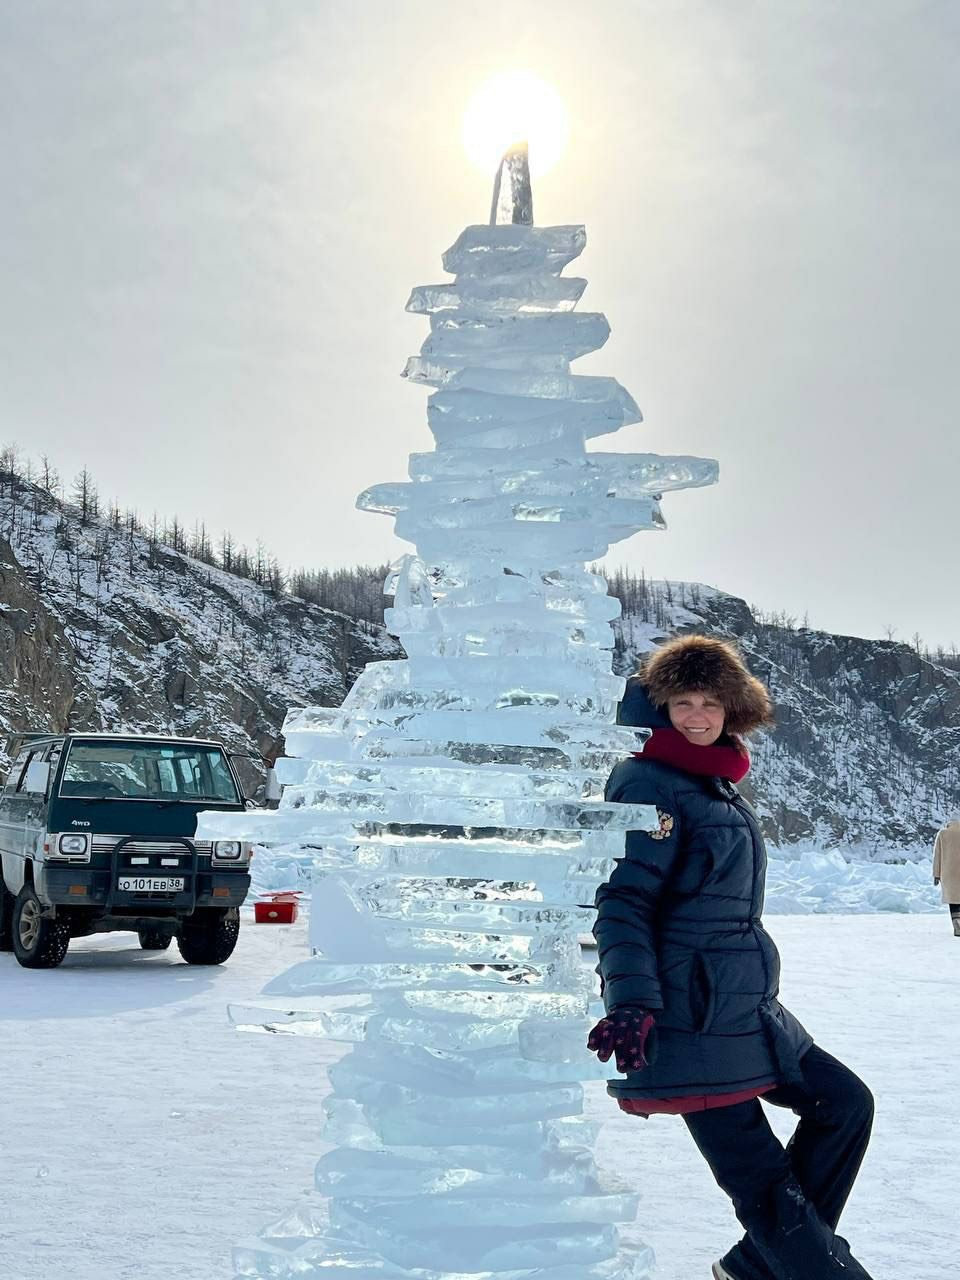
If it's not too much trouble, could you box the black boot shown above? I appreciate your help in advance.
[740,1180,875,1280]
[830,1234,874,1274]
[713,1242,770,1280]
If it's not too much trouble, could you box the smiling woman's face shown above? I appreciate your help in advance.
[667,690,726,746]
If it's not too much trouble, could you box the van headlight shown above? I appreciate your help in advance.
[213,840,243,861]
[58,834,90,857]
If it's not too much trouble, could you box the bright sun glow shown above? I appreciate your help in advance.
[462,71,569,178]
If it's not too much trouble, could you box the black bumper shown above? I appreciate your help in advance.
[42,866,250,916]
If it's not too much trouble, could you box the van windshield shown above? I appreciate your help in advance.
[59,741,241,804]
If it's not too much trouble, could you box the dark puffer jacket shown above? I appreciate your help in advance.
[594,687,812,1102]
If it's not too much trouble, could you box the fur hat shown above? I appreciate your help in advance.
[639,634,774,736]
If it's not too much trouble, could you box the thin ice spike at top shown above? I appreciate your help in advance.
[490,143,534,226]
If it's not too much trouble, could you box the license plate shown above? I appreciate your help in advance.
[118,876,185,893]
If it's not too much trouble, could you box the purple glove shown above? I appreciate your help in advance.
[587,1008,658,1072]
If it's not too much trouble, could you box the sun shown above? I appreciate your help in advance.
[462,71,569,179]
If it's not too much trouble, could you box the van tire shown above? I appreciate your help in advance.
[0,878,14,951]
[137,927,172,951]
[12,887,70,969]
[176,912,239,965]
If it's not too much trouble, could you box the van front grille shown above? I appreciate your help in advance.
[91,836,212,859]
[90,834,211,855]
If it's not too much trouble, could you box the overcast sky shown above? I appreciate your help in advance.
[1,1,958,646]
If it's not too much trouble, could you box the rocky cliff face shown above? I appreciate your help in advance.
[0,483,399,775]
[0,536,91,735]
[614,581,960,858]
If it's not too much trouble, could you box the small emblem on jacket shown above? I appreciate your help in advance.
[650,809,675,840]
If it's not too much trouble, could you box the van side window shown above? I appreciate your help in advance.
[15,752,38,793]
[4,749,31,793]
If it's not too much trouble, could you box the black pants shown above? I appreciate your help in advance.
[683,1044,874,1280]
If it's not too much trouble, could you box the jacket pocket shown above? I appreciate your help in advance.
[689,953,717,1034]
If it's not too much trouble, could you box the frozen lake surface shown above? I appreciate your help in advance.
[0,914,955,1280]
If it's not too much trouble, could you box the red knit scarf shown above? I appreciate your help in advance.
[634,727,750,783]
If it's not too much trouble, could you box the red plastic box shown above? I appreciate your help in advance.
[254,893,300,924]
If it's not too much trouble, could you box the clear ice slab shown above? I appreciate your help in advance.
[234,1240,655,1280]
[441,224,586,278]
[420,312,611,364]
[407,274,587,317]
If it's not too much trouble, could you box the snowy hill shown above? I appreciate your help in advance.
[0,476,398,775]
[0,468,952,859]
[610,577,959,859]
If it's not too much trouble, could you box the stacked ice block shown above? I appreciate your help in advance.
[199,215,717,1280]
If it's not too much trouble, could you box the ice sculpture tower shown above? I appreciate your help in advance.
[202,146,718,1280]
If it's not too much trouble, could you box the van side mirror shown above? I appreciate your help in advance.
[23,760,50,795]
[265,768,281,802]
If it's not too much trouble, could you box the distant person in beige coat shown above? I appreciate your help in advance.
[932,818,960,936]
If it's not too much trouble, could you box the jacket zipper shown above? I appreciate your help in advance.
[722,783,772,995]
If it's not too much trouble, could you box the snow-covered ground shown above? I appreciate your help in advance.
[1,914,956,1280]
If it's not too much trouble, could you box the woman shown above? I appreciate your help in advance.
[588,636,875,1280]
[932,818,960,935]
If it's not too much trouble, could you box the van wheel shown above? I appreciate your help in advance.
[176,912,240,965]
[0,879,14,951]
[137,927,172,951]
[12,887,70,969]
